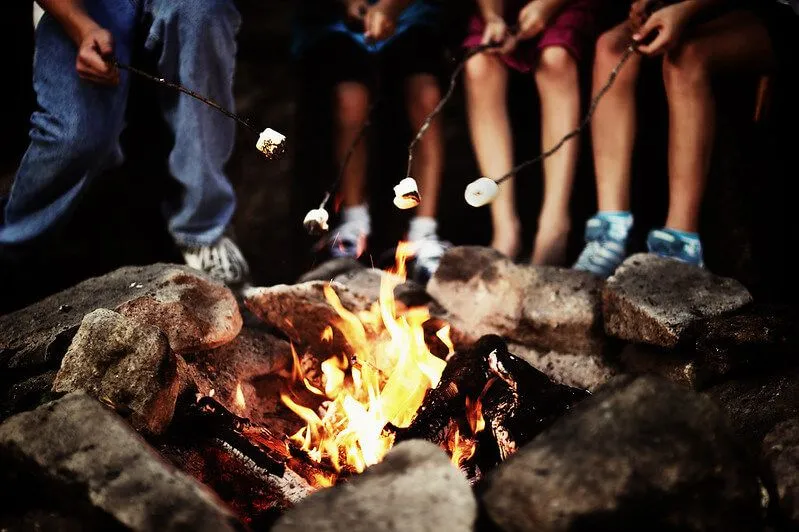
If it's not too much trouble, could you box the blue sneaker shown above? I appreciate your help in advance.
[573,213,633,278]
[646,228,704,267]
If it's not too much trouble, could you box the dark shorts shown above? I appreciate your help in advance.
[298,26,445,87]
[462,0,601,73]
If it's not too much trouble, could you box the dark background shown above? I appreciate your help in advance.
[1,1,798,314]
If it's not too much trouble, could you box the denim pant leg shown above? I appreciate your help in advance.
[143,0,241,247]
[0,1,138,246]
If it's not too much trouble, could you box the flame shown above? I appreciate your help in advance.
[281,243,453,474]
[321,326,333,342]
[234,383,246,411]
[448,391,487,468]
[465,395,485,434]
[449,427,477,468]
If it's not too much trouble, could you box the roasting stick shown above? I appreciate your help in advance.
[104,53,287,160]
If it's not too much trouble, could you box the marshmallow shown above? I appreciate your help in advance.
[393,177,421,210]
[464,177,499,207]
[303,208,329,235]
[256,128,286,159]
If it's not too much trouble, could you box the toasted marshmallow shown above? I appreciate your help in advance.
[256,128,286,159]
[464,177,499,207]
[393,177,421,210]
[303,208,329,235]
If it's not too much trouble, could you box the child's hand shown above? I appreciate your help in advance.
[629,0,656,33]
[517,0,552,41]
[481,14,516,54]
[364,2,398,43]
[632,2,692,55]
[345,0,369,23]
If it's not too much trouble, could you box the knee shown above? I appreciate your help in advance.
[663,41,711,88]
[464,53,498,87]
[535,46,578,86]
[31,111,115,165]
[161,0,240,33]
[334,83,370,128]
[408,77,441,117]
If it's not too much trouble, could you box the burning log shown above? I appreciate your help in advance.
[395,335,589,472]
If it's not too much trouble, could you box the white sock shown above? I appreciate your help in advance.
[341,204,371,235]
[408,216,437,242]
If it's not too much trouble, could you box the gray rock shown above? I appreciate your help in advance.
[694,306,799,387]
[273,440,476,532]
[0,263,198,370]
[298,257,364,283]
[117,269,242,354]
[428,247,605,356]
[52,309,180,435]
[243,281,374,358]
[603,254,753,348]
[508,343,615,392]
[762,419,799,524]
[0,392,242,531]
[481,375,761,532]
[334,268,448,315]
[704,370,799,447]
[619,343,699,389]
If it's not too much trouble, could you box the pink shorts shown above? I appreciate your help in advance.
[463,0,601,73]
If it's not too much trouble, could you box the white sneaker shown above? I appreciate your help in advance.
[181,236,250,285]
[410,233,450,283]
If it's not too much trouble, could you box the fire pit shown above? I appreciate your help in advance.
[1,246,797,531]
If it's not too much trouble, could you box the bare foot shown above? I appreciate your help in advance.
[531,225,570,266]
[491,220,521,260]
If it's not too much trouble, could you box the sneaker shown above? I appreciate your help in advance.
[181,236,250,285]
[410,234,450,284]
[328,220,368,259]
[573,214,632,278]
[646,228,704,267]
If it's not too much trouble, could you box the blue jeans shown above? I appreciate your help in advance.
[0,0,241,247]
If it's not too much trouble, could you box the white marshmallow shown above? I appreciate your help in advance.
[256,128,286,159]
[464,177,499,207]
[303,208,329,235]
[393,177,421,210]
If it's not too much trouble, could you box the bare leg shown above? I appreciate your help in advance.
[531,46,580,266]
[591,23,643,213]
[662,10,774,232]
[334,81,371,208]
[464,53,520,259]
[405,73,443,219]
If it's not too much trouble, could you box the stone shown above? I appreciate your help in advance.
[704,370,799,448]
[183,326,293,424]
[619,343,699,389]
[508,343,615,392]
[481,375,761,532]
[427,246,605,356]
[51,309,181,435]
[693,306,799,387]
[0,264,197,370]
[117,270,242,354]
[298,257,364,283]
[0,392,242,531]
[243,281,374,358]
[603,254,753,348]
[762,419,799,525]
[334,268,448,315]
[273,440,477,532]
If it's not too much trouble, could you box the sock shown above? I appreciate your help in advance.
[408,216,438,242]
[596,211,633,241]
[341,204,371,235]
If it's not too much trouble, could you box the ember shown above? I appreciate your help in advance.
[280,243,451,474]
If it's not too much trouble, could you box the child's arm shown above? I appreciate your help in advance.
[36,0,119,85]
[363,0,415,41]
[475,0,517,53]
[632,0,726,55]
[516,0,571,41]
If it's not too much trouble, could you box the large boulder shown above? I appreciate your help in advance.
[427,247,605,356]
[117,270,242,354]
[603,254,753,348]
[481,375,761,532]
[52,309,181,435]
[0,392,242,531]
[273,440,476,532]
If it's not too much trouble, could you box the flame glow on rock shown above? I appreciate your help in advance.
[281,243,452,474]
